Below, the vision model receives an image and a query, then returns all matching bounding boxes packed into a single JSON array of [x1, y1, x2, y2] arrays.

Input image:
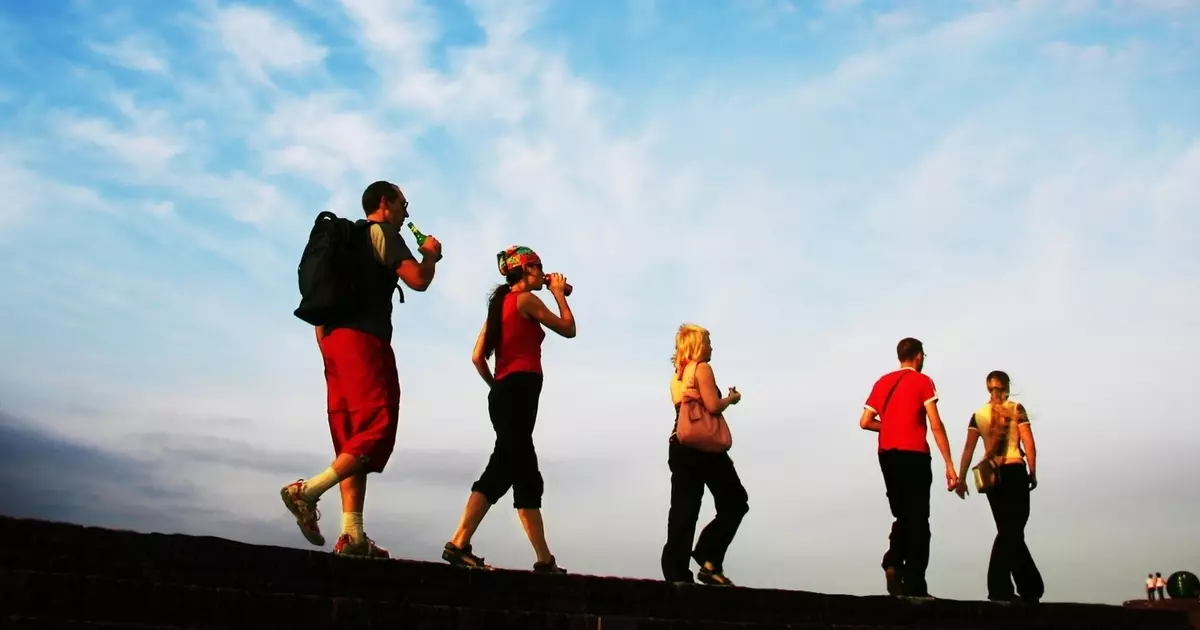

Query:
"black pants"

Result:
[[1157, 586, 1165, 600], [471, 372, 544, 509], [986, 464, 1044, 601], [660, 440, 749, 582], [878, 449, 932, 596], [1148, 588, 1156, 601]]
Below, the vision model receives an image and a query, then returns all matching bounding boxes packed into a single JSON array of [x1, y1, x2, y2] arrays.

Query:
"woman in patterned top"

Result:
[[953, 370, 1044, 603]]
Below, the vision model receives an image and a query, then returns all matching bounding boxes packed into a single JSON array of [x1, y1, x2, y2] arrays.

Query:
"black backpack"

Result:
[[293, 211, 402, 326]]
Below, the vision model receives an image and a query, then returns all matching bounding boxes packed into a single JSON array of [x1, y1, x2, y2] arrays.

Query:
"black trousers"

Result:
[[660, 440, 749, 582], [471, 372, 545, 509], [878, 449, 932, 596], [986, 464, 1044, 601]]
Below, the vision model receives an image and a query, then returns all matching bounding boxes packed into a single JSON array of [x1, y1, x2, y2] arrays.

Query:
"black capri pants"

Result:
[[470, 371, 545, 509]]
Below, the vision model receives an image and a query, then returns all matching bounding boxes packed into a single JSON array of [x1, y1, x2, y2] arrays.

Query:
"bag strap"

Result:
[[683, 361, 717, 393], [681, 361, 698, 390], [878, 371, 910, 419]]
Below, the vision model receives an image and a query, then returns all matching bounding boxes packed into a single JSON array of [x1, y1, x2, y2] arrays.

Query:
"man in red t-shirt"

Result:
[[858, 337, 957, 598]]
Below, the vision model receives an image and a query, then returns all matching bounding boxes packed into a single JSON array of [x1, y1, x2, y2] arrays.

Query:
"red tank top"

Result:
[[494, 291, 545, 380]]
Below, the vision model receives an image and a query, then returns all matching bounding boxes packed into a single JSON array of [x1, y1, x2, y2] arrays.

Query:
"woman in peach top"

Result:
[[660, 323, 748, 586]]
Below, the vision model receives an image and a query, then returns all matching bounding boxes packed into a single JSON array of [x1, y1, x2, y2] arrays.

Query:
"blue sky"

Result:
[[1, 0, 1199, 606]]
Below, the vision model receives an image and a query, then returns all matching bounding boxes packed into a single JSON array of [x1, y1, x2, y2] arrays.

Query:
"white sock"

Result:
[[300, 467, 341, 501], [342, 511, 364, 543]]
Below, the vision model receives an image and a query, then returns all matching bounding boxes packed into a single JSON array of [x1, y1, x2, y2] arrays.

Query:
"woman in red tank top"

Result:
[[441, 245, 577, 573]]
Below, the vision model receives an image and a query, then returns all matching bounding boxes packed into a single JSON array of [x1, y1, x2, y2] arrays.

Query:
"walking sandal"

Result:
[[442, 542, 490, 569], [533, 555, 567, 574], [697, 566, 734, 586]]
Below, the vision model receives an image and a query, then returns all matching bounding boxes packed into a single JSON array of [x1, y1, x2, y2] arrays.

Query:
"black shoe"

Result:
[[442, 542, 490, 569], [533, 555, 567, 574]]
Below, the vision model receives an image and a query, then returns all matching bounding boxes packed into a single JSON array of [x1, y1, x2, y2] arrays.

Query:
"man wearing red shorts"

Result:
[[280, 180, 441, 557]]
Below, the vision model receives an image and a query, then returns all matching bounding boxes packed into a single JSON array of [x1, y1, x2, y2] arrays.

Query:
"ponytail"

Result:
[[482, 269, 526, 360], [482, 284, 511, 360]]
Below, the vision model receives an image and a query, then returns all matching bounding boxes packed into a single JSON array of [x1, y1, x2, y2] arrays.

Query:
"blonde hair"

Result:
[[672, 323, 710, 375]]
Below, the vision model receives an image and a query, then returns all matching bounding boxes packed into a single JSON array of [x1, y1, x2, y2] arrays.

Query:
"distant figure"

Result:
[[1156, 572, 1166, 600], [953, 370, 1044, 603], [1148, 573, 1157, 601], [660, 324, 748, 586], [281, 181, 441, 557], [858, 337, 957, 598], [442, 245, 575, 573]]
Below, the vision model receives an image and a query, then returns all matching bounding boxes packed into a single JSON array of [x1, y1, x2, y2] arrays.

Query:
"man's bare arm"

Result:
[[397, 255, 436, 291], [926, 401, 954, 468], [859, 408, 881, 432]]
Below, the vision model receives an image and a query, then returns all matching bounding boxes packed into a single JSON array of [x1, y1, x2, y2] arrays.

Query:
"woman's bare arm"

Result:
[[694, 362, 734, 415], [1017, 405, 1036, 477], [958, 425, 980, 482], [517, 292, 576, 338], [470, 323, 494, 388]]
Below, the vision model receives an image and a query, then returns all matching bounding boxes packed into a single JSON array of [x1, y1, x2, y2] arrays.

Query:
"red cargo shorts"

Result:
[[320, 328, 400, 474]]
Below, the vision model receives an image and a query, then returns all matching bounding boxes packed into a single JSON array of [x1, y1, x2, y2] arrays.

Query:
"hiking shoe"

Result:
[[884, 566, 902, 596], [697, 566, 735, 586], [442, 542, 490, 569], [333, 533, 390, 558], [280, 480, 324, 546], [533, 556, 567, 574]]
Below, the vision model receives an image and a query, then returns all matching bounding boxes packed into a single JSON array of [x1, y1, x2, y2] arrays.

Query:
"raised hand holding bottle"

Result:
[[407, 221, 443, 261]]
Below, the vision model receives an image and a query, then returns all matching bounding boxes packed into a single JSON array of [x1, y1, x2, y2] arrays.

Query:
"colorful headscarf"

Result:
[[496, 245, 541, 276]]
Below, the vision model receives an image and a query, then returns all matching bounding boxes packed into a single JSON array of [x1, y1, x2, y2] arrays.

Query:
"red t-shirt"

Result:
[[864, 367, 938, 454], [494, 291, 546, 381]]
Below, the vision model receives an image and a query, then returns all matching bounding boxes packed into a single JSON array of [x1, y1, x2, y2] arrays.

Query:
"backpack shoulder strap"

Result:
[[356, 220, 407, 304]]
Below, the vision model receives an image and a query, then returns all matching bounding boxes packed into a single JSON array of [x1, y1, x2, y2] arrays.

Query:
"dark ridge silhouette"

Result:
[[0, 515, 1192, 629], [1124, 599, 1200, 630]]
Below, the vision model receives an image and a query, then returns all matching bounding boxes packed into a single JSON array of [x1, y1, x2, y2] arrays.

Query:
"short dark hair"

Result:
[[362, 180, 399, 215], [896, 337, 924, 362]]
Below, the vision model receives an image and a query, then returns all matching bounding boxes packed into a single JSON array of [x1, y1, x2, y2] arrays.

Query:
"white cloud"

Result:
[[874, 9, 919, 30], [821, 0, 860, 10], [1113, 0, 1200, 11], [0, 157, 111, 236], [258, 91, 415, 188], [57, 116, 184, 171], [1, 0, 1198, 606], [213, 4, 328, 82], [89, 36, 169, 73]]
